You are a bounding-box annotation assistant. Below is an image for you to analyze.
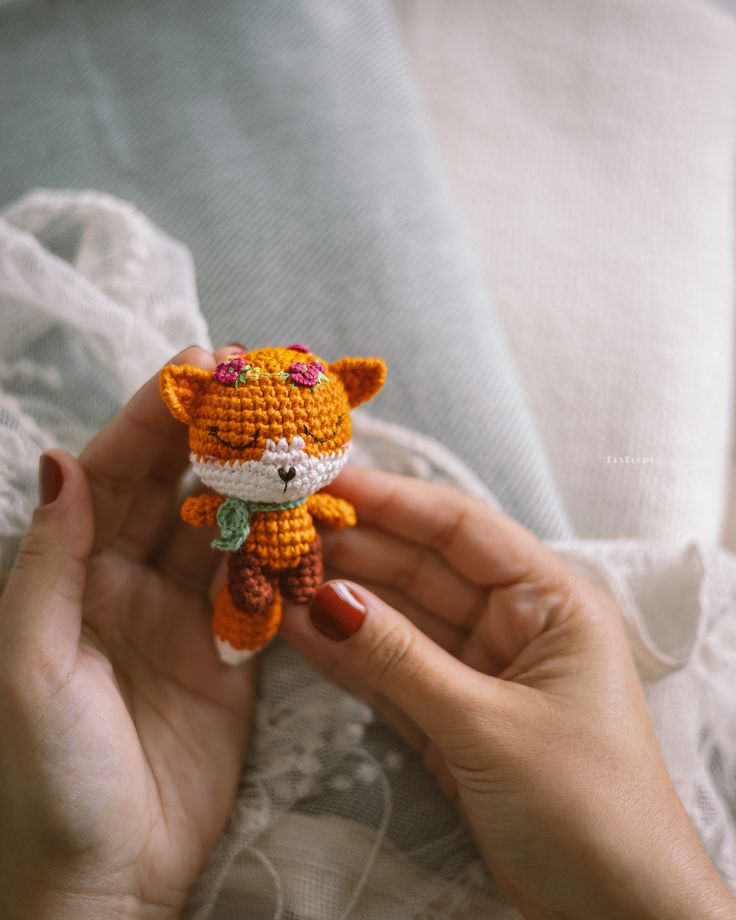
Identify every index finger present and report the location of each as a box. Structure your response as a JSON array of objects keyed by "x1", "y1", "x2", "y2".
[
  {"x1": 326, "y1": 465, "x2": 552, "y2": 588},
  {"x1": 79, "y1": 345, "x2": 215, "y2": 551}
]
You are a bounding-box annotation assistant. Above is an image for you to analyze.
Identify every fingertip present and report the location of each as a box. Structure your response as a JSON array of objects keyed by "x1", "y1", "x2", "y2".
[
  {"x1": 171, "y1": 344, "x2": 216, "y2": 370},
  {"x1": 214, "y1": 342, "x2": 248, "y2": 360},
  {"x1": 282, "y1": 581, "x2": 385, "y2": 655},
  {"x1": 33, "y1": 449, "x2": 95, "y2": 552},
  {"x1": 324, "y1": 463, "x2": 369, "y2": 497},
  {"x1": 38, "y1": 451, "x2": 63, "y2": 507},
  {"x1": 3, "y1": 450, "x2": 96, "y2": 665},
  {"x1": 332, "y1": 463, "x2": 361, "y2": 482},
  {"x1": 282, "y1": 580, "x2": 371, "y2": 647},
  {"x1": 37, "y1": 448, "x2": 88, "y2": 500},
  {"x1": 309, "y1": 580, "x2": 367, "y2": 641}
]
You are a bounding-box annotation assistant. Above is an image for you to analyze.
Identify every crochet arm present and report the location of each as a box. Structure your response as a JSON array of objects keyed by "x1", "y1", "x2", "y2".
[
  {"x1": 181, "y1": 493, "x2": 225, "y2": 526},
  {"x1": 307, "y1": 492, "x2": 357, "y2": 530}
]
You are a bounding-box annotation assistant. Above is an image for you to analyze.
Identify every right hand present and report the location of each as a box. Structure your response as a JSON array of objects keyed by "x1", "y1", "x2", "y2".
[{"x1": 281, "y1": 465, "x2": 736, "y2": 920}]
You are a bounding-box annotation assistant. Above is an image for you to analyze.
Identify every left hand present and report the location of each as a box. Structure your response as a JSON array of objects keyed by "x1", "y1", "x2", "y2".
[{"x1": 0, "y1": 346, "x2": 254, "y2": 919}]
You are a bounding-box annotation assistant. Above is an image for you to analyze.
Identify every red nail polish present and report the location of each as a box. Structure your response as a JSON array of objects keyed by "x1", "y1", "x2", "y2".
[
  {"x1": 38, "y1": 454, "x2": 63, "y2": 506},
  {"x1": 310, "y1": 582, "x2": 366, "y2": 641}
]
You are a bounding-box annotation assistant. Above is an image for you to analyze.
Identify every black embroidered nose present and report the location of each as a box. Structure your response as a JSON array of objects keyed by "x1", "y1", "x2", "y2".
[{"x1": 278, "y1": 466, "x2": 296, "y2": 484}]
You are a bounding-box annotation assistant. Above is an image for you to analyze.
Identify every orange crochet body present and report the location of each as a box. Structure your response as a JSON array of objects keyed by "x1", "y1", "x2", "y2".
[
  {"x1": 160, "y1": 344, "x2": 385, "y2": 665},
  {"x1": 247, "y1": 501, "x2": 317, "y2": 569}
]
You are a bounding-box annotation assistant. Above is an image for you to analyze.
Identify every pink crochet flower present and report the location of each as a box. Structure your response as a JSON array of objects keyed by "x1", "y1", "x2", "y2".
[
  {"x1": 285, "y1": 342, "x2": 310, "y2": 353},
  {"x1": 214, "y1": 356, "x2": 245, "y2": 385},
  {"x1": 288, "y1": 360, "x2": 326, "y2": 387}
]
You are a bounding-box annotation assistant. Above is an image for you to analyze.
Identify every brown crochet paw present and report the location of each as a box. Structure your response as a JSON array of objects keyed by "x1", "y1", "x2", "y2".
[
  {"x1": 228, "y1": 549, "x2": 274, "y2": 612},
  {"x1": 279, "y1": 535, "x2": 323, "y2": 604}
]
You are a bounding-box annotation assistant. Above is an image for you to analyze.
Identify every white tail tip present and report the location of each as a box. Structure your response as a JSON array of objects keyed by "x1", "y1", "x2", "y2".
[{"x1": 215, "y1": 636, "x2": 259, "y2": 666}]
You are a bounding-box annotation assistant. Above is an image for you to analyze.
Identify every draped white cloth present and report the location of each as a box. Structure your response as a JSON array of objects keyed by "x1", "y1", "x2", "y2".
[{"x1": 393, "y1": 0, "x2": 736, "y2": 544}]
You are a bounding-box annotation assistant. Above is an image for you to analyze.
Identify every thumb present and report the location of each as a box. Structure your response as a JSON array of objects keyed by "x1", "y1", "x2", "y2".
[
  {"x1": 281, "y1": 580, "x2": 489, "y2": 743},
  {"x1": 0, "y1": 450, "x2": 95, "y2": 668}
]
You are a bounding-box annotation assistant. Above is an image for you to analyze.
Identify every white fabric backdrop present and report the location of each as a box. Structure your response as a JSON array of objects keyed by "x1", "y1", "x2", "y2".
[{"x1": 393, "y1": 0, "x2": 736, "y2": 544}]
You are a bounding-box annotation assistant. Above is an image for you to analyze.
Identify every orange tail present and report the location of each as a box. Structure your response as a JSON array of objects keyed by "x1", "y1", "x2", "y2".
[{"x1": 212, "y1": 583, "x2": 282, "y2": 665}]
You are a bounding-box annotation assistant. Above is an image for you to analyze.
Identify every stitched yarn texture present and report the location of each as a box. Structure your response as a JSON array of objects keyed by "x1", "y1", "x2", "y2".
[
  {"x1": 212, "y1": 495, "x2": 308, "y2": 553},
  {"x1": 160, "y1": 345, "x2": 386, "y2": 663}
]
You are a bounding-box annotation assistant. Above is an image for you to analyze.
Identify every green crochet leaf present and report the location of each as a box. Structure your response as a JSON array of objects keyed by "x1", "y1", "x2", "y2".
[{"x1": 212, "y1": 494, "x2": 307, "y2": 552}]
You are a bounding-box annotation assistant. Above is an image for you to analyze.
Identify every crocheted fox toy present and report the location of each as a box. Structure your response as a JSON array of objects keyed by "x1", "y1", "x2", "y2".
[{"x1": 160, "y1": 344, "x2": 386, "y2": 665}]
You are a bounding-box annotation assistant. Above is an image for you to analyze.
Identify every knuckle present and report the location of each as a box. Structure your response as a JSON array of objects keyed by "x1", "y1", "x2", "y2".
[
  {"x1": 13, "y1": 528, "x2": 57, "y2": 573},
  {"x1": 11, "y1": 531, "x2": 86, "y2": 605},
  {"x1": 581, "y1": 591, "x2": 629, "y2": 650},
  {"x1": 0, "y1": 661, "x2": 24, "y2": 710},
  {"x1": 429, "y1": 502, "x2": 470, "y2": 553},
  {"x1": 85, "y1": 463, "x2": 137, "y2": 496},
  {"x1": 0, "y1": 648, "x2": 73, "y2": 721},
  {"x1": 0, "y1": 659, "x2": 40, "y2": 722},
  {"x1": 558, "y1": 567, "x2": 623, "y2": 633},
  {"x1": 363, "y1": 621, "x2": 416, "y2": 685},
  {"x1": 391, "y1": 546, "x2": 427, "y2": 594}
]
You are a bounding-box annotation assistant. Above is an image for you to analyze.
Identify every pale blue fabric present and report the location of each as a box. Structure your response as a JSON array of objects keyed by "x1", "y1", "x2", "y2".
[{"x1": 0, "y1": 0, "x2": 571, "y2": 540}]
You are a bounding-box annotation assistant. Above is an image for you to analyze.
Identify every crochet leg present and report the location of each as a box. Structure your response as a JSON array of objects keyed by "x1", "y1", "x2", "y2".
[
  {"x1": 228, "y1": 548, "x2": 274, "y2": 613},
  {"x1": 279, "y1": 534, "x2": 323, "y2": 605},
  {"x1": 212, "y1": 583, "x2": 283, "y2": 665}
]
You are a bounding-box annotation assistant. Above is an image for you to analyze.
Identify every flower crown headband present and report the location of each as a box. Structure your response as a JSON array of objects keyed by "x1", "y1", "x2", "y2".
[{"x1": 213, "y1": 342, "x2": 329, "y2": 392}]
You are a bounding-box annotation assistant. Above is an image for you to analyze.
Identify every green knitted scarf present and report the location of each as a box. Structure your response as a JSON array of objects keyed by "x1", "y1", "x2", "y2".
[{"x1": 212, "y1": 494, "x2": 308, "y2": 552}]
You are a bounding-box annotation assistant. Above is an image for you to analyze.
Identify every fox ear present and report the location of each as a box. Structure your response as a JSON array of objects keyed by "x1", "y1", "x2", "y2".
[
  {"x1": 329, "y1": 357, "x2": 386, "y2": 409},
  {"x1": 160, "y1": 364, "x2": 212, "y2": 424}
]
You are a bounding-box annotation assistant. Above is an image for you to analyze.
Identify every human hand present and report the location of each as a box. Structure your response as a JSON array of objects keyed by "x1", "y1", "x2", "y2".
[
  {"x1": 281, "y1": 466, "x2": 736, "y2": 920},
  {"x1": 0, "y1": 346, "x2": 254, "y2": 920}
]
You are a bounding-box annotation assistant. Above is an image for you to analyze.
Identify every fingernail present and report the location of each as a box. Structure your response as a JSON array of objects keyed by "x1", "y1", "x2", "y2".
[
  {"x1": 38, "y1": 454, "x2": 63, "y2": 506},
  {"x1": 225, "y1": 342, "x2": 247, "y2": 354},
  {"x1": 310, "y1": 582, "x2": 366, "y2": 641}
]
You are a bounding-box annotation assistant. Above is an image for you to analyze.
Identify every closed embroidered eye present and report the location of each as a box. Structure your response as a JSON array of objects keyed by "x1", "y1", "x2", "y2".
[
  {"x1": 207, "y1": 425, "x2": 260, "y2": 450},
  {"x1": 303, "y1": 415, "x2": 343, "y2": 444}
]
